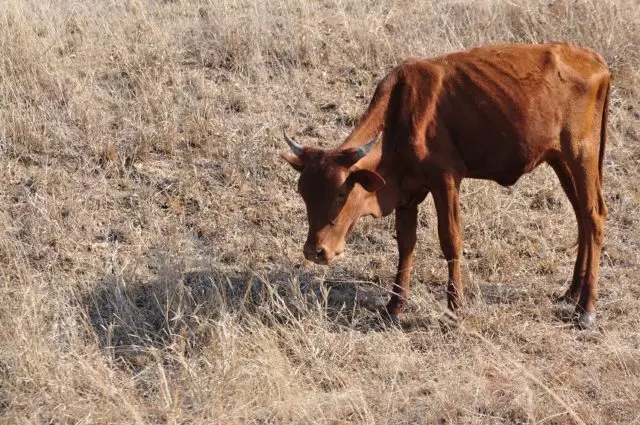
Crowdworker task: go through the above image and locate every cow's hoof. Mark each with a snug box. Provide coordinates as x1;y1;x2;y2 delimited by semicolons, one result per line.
577;312;597;330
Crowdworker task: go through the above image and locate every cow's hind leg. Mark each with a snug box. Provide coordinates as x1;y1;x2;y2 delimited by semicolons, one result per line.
568;155;607;329
431;173;464;312
549;159;587;304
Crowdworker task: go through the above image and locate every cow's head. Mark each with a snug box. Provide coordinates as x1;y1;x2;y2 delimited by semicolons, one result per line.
281;132;385;264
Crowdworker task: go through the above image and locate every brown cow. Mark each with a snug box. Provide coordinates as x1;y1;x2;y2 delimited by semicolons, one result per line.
281;43;610;329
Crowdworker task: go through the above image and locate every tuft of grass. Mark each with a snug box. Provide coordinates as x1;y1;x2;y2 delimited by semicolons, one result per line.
0;0;639;423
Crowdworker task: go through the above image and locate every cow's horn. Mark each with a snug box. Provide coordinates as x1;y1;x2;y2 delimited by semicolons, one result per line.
283;131;304;157
354;133;380;160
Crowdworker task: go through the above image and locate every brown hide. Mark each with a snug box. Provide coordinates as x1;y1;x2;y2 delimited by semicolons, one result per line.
281;42;611;328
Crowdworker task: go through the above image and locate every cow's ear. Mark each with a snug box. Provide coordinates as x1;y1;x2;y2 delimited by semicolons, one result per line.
280;151;305;172
349;169;385;192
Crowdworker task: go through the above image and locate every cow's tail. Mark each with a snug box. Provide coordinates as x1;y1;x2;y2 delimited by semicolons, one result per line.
598;77;610;183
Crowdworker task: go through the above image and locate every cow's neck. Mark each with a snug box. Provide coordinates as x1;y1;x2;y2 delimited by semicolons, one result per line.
356;143;406;218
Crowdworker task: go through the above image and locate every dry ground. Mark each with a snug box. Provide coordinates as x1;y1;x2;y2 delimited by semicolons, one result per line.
1;0;639;423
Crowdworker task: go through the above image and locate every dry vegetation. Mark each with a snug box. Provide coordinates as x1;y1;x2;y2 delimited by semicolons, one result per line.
1;0;639;423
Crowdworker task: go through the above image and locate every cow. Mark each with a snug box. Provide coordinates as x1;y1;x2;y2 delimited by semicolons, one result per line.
280;43;610;329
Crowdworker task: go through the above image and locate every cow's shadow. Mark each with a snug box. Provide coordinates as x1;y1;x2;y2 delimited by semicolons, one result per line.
84;264;403;362
85;264;572;365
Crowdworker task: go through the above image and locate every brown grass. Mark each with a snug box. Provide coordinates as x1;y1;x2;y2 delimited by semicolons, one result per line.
1;0;639;423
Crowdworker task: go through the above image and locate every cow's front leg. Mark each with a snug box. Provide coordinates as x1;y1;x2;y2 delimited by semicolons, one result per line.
386;204;418;322
432;173;464;312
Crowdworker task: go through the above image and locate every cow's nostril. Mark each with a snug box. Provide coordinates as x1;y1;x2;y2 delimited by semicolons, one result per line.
316;248;327;261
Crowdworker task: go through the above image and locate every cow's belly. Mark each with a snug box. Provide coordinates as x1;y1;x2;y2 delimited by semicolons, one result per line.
459;138;550;186
466;164;531;187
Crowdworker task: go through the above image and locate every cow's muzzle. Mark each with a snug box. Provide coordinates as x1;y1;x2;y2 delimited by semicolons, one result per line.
303;244;341;265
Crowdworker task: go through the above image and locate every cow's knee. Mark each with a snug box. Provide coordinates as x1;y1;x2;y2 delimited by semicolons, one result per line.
439;228;461;259
586;206;606;245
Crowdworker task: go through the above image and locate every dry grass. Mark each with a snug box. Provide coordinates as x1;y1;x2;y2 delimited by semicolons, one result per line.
1;0;639;423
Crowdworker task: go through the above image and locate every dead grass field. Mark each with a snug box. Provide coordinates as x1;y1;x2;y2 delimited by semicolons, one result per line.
1;0;639;423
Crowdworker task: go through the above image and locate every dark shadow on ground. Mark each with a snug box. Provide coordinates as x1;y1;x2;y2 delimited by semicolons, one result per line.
84;264;399;362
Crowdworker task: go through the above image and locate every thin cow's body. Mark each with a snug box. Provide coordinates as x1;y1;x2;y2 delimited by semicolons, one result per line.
281;43;610;328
